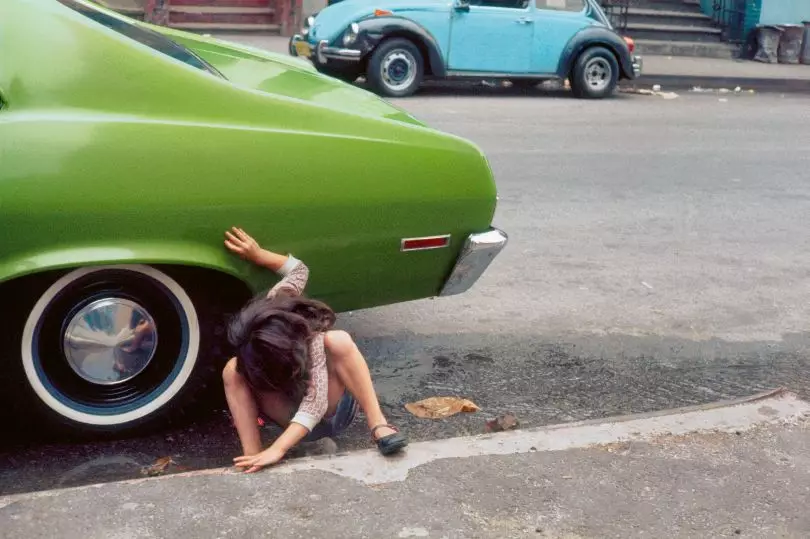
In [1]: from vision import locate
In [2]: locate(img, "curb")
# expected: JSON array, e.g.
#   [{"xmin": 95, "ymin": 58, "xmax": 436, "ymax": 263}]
[{"xmin": 625, "ymin": 73, "xmax": 810, "ymax": 94}]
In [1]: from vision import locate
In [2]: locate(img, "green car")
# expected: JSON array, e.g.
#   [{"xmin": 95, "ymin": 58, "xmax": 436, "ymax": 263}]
[{"xmin": 0, "ymin": 0, "xmax": 506, "ymax": 435}]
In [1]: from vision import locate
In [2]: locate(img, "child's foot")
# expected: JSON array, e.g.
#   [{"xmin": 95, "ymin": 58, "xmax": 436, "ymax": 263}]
[{"xmin": 371, "ymin": 424, "xmax": 408, "ymax": 456}]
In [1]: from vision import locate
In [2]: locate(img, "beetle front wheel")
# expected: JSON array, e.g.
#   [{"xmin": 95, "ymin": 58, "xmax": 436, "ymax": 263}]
[{"xmin": 367, "ymin": 38, "xmax": 424, "ymax": 98}]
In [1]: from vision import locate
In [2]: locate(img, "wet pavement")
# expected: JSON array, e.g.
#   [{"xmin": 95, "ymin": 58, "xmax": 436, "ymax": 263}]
[{"xmin": 3, "ymin": 91, "xmax": 810, "ymax": 496}]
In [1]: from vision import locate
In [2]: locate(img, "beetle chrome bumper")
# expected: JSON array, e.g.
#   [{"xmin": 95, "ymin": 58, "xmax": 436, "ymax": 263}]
[
  {"xmin": 632, "ymin": 55, "xmax": 643, "ymax": 78},
  {"xmin": 289, "ymin": 35, "xmax": 363, "ymax": 63},
  {"xmin": 440, "ymin": 228, "xmax": 508, "ymax": 297}
]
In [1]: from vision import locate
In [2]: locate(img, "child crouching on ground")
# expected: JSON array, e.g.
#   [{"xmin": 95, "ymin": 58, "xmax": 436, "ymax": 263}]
[{"xmin": 221, "ymin": 227, "xmax": 407, "ymax": 472}]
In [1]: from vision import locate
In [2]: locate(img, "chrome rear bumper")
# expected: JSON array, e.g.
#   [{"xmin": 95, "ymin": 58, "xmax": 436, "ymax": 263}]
[
  {"xmin": 440, "ymin": 228, "xmax": 508, "ymax": 297},
  {"xmin": 632, "ymin": 55, "xmax": 643, "ymax": 78}
]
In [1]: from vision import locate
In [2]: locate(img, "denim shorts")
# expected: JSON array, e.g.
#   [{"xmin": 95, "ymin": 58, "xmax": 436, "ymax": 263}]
[
  {"xmin": 304, "ymin": 391, "xmax": 359, "ymax": 442},
  {"xmin": 260, "ymin": 391, "xmax": 359, "ymax": 442}
]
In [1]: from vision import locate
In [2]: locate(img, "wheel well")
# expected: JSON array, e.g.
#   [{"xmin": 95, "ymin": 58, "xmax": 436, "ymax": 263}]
[
  {"xmin": 1, "ymin": 265, "xmax": 253, "ymax": 317},
  {"xmin": 568, "ymin": 43, "xmax": 625, "ymax": 79},
  {"xmin": 366, "ymin": 32, "xmax": 435, "ymax": 76}
]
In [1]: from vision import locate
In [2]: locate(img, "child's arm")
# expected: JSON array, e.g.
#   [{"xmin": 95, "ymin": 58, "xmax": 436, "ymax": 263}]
[
  {"xmin": 233, "ymin": 335, "xmax": 329, "ymax": 473},
  {"xmin": 224, "ymin": 227, "xmax": 309, "ymax": 298}
]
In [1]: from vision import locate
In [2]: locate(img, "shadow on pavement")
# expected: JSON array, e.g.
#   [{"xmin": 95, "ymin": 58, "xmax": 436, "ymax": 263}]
[{"xmin": 2, "ymin": 329, "xmax": 809, "ymax": 496}]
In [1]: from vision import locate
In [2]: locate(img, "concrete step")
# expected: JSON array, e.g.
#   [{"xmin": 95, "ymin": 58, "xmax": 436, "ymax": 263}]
[
  {"xmin": 626, "ymin": 8, "xmax": 716, "ymax": 28},
  {"xmin": 625, "ymin": 0, "xmax": 705, "ymax": 13},
  {"xmin": 169, "ymin": 0, "xmax": 272, "ymax": 6},
  {"xmin": 169, "ymin": 12, "xmax": 275, "ymax": 25},
  {"xmin": 168, "ymin": 3, "xmax": 276, "ymax": 27},
  {"xmin": 168, "ymin": 22, "xmax": 281, "ymax": 32},
  {"xmin": 635, "ymin": 39, "xmax": 741, "ymax": 59},
  {"xmin": 626, "ymin": 23, "xmax": 724, "ymax": 42},
  {"xmin": 169, "ymin": 6, "xmax": 275, "ymax": 14}
]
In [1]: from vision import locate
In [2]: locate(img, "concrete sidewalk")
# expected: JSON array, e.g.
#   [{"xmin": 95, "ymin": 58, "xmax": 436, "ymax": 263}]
[
  {"xmin": 3, "ymin": 390, "xmax": 809, "ymax": 538},
  {"xmin": 633, "ymin": 55, "xmax": 810, "ymax": 94},
  {"xmin": 213, "ymin": 34, "xmax": 809, "ymax": 94}
]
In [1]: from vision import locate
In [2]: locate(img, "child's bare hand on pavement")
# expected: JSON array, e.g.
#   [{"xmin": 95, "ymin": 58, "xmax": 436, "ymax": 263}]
[
  {"xmin": 224, "ymin": 227, "xmax": 263, "ymax": 264},
  {"xmin": 233, "ymin": 446, "xmax": 286, "ymax": 473}
]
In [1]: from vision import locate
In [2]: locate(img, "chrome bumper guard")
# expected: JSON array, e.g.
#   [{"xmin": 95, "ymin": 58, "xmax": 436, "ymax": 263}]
[
  {"xmin": 289, "ymin": 35, "xmax": 362, "ymax": 63},
  {"xmin": 316, "ymin": 40, "xmax": 362, "ymax": 63},
  {"xmin": 440, "ymin": 227, "xmax": 508, "ymax": 297},
  {"xmin": 632, "ymin": 55, "xmax": 643, "ymax": 78}
]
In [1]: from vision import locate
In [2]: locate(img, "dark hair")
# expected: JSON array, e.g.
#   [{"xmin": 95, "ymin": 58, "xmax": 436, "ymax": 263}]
[{"xmin": 227, "ymin": 295, "xmax": 336, "ymax": 402}]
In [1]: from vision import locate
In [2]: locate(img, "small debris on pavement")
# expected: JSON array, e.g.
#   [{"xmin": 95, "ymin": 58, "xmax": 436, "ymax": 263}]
[
  {"xmin": 485, "ymin": 413, "xmax": 520, "ymax": 432},
  {"xmin": 405, "ymin": 396, "xmax": 480, "ymax": 419},
  {"xmin": 641, "ymin": 281, "xmax": 653, "ymax": 289},
  {"xmin": 621, "ymin": 87, "xmax": 678, "ymax": 100},
  {"xmin": 141, "ymin": 456, "xmax": 175, "ymax": 477}
]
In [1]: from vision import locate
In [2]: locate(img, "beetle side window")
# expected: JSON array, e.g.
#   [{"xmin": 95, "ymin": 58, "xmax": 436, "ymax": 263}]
[
  {"xmin": 56, "ymin": 0, "xmax": 223, "ymax": 77},
  {"xmin": 535, "ymin": 0, "xmax": 586, "ymax": 11},
  {"xmin": 470, "ymin": 0, "xmax": 530, "ymax": 8}
]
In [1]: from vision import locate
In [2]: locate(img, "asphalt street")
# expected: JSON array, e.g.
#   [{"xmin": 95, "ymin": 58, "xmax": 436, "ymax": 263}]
[{"xmin": 2, "ymin": 89, "xmax": 810, "ymax": 496}]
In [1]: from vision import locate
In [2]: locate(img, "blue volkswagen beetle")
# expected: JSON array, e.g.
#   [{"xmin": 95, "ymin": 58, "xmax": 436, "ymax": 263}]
[{"xmin": 290, "ymin": 0, "xmax": 642, "ymax": 98}]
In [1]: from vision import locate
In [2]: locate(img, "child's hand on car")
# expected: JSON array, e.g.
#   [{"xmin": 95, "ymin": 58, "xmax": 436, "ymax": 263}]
[{"xmin": 224, "ymin": 227, "xmax": 263, "ymax": 264}]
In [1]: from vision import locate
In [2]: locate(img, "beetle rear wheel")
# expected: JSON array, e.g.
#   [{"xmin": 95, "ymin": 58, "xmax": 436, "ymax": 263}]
[
  {"xmin": 4, "ymin": 265, "xmax": 230, "ymax": 437},
  {"xmin": 570, "ymin": 46, "xmax": 619, "ymax": 99},
  {"xmin": 366, "ymin": 38, "xmax": 424, "ymax": 98}
]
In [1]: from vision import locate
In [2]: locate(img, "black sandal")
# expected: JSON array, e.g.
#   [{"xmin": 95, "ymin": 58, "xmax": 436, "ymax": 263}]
[{"xmin": 371, "ymin": 424, "xmax": 408, "ymax": 456}]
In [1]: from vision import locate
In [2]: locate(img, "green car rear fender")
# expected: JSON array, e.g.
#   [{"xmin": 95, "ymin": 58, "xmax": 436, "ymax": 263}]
[{"xmin": 0, "ymin": 0, "xmax": 497, "ymax": 312}]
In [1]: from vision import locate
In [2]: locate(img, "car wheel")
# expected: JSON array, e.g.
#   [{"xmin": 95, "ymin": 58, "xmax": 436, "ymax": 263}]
[
  {"xmin": 366, "ymin": 38, "xmax": 424, "ymax": 98},
  {"xmin": 4, "ymin": 265, "xmax": 229, "ymax": 437},
  {"xmin": 570, "ymin": 46, "xmax": 619, "ymax": 99}
]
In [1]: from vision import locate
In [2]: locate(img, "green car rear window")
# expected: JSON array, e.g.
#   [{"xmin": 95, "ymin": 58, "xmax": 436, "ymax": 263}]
[{"xmin": 57, "ymin": 0, "xmax": 222, "ymax": 77}]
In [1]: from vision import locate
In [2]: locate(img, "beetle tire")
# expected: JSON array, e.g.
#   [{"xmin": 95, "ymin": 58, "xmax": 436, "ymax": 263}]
[
  {"xmin": 366, "ymin": 38, "xmax": 424, "ymax": 98},
  {"xmin": 570, "ymin": 46, "xmax": 619, "ymax": 99},
  {"xmin": 1, "ymin": 266, "xmax": 231, "ymax": 439}
]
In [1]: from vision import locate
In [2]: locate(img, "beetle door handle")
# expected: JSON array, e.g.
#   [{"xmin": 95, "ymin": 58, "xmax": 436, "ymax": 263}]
[{"xmin": 516, "ymin": 17, "xmax": 532, "ymax": 24}]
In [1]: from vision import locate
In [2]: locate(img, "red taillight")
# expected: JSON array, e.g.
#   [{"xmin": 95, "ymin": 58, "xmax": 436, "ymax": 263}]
[
  {"xmin": 623, "ymin": 36, "xmax": 635, "ymax": 53},
  {"xmin": 401, "ymin": 235, "xmax": 451, "ymax": 251},
  {"xmin": 374, "ymin": 9, "xmax": 393, "ymax": 16}
]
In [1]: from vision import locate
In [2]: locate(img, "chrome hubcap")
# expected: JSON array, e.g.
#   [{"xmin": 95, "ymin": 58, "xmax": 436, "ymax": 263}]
[
  {"xmin": 63, "ymin": 298, "xmax": 158, "ymax": 385},
  {"xmin": 382, "ymin": 50, "xmax": 416, "ymax": 91},
  {"xmin": 584, "ymin": 57, "xmax": 611, "ymax": 92}
]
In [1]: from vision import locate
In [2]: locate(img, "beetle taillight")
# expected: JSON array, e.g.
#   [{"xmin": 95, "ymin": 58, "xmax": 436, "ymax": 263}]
[
  {"xmin": 623, "ymin": 36, "xmax": 635, "ymax": 53},
  {"xmin": 374, "ymin": 9, "xmax": 393, "ymax": 16}
]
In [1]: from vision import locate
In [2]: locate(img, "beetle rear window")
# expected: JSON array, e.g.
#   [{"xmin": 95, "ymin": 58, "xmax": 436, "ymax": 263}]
[{"xmin": 57, "ymin": 0, "xmax": 223, "ymax": 77}]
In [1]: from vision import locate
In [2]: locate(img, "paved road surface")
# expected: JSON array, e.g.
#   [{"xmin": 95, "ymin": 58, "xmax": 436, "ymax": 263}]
[{"xmin": 2, "ymin": 90, "xmax": 810, "ymax": 495}]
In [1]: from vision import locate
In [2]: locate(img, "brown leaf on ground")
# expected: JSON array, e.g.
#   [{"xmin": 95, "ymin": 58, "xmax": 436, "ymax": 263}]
[
  {"xmin": 405, "ymin": 397, "xmax": 480, "ymax": 419},
  {"xmin": 141, "ymin": 456, "xmax": 174, "ymax": 477},
  {"xmin": 485, "ymin": 413, "xmax": 520, "ymax": 433}
]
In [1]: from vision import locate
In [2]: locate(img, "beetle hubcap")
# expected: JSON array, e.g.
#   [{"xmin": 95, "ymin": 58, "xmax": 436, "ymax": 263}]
[
  {"xmin": 382, "ymin": 50, "xmax": 416, "ymax": 91},
  {"xmin": 584, "ymin": 58, "xmax": 611, "ymax": 92},
  {"xmin": 63, "ymin": 298, "xmax": 158, "ymax": 385}
]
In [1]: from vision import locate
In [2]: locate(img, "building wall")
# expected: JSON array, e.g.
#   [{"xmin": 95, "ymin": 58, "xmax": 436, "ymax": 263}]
[{"xmin": 758, "ymin": 0, "xmax": 810, "ymax": 25}]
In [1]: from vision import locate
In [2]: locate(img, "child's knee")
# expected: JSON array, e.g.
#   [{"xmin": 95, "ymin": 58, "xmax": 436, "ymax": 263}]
[
  {"xmin": 222, "ymin": 357, "xmax": 242, "ymax": 387},
  {"xmin": 325, "ymin": 330, "xmax": 356, "ymax": 357}
]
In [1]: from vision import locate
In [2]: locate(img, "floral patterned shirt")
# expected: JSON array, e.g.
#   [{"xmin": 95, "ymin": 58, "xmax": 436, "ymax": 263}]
[{"xmin": 266, "ymin": 256, "xmax": 329, "ymax": 432}]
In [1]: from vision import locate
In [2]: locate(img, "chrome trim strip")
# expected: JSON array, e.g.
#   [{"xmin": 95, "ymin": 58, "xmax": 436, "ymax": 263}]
[
  {"xmin": 446, "ymin": 70, "xmax": 559, "ymax": 79},
  {"xmin": 400, "ymin": 234, "xmax": 452, "ymax": 252},
  {"xmin": 440, "ymin": 228, "xmax": 508, "ymax": 296}
]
